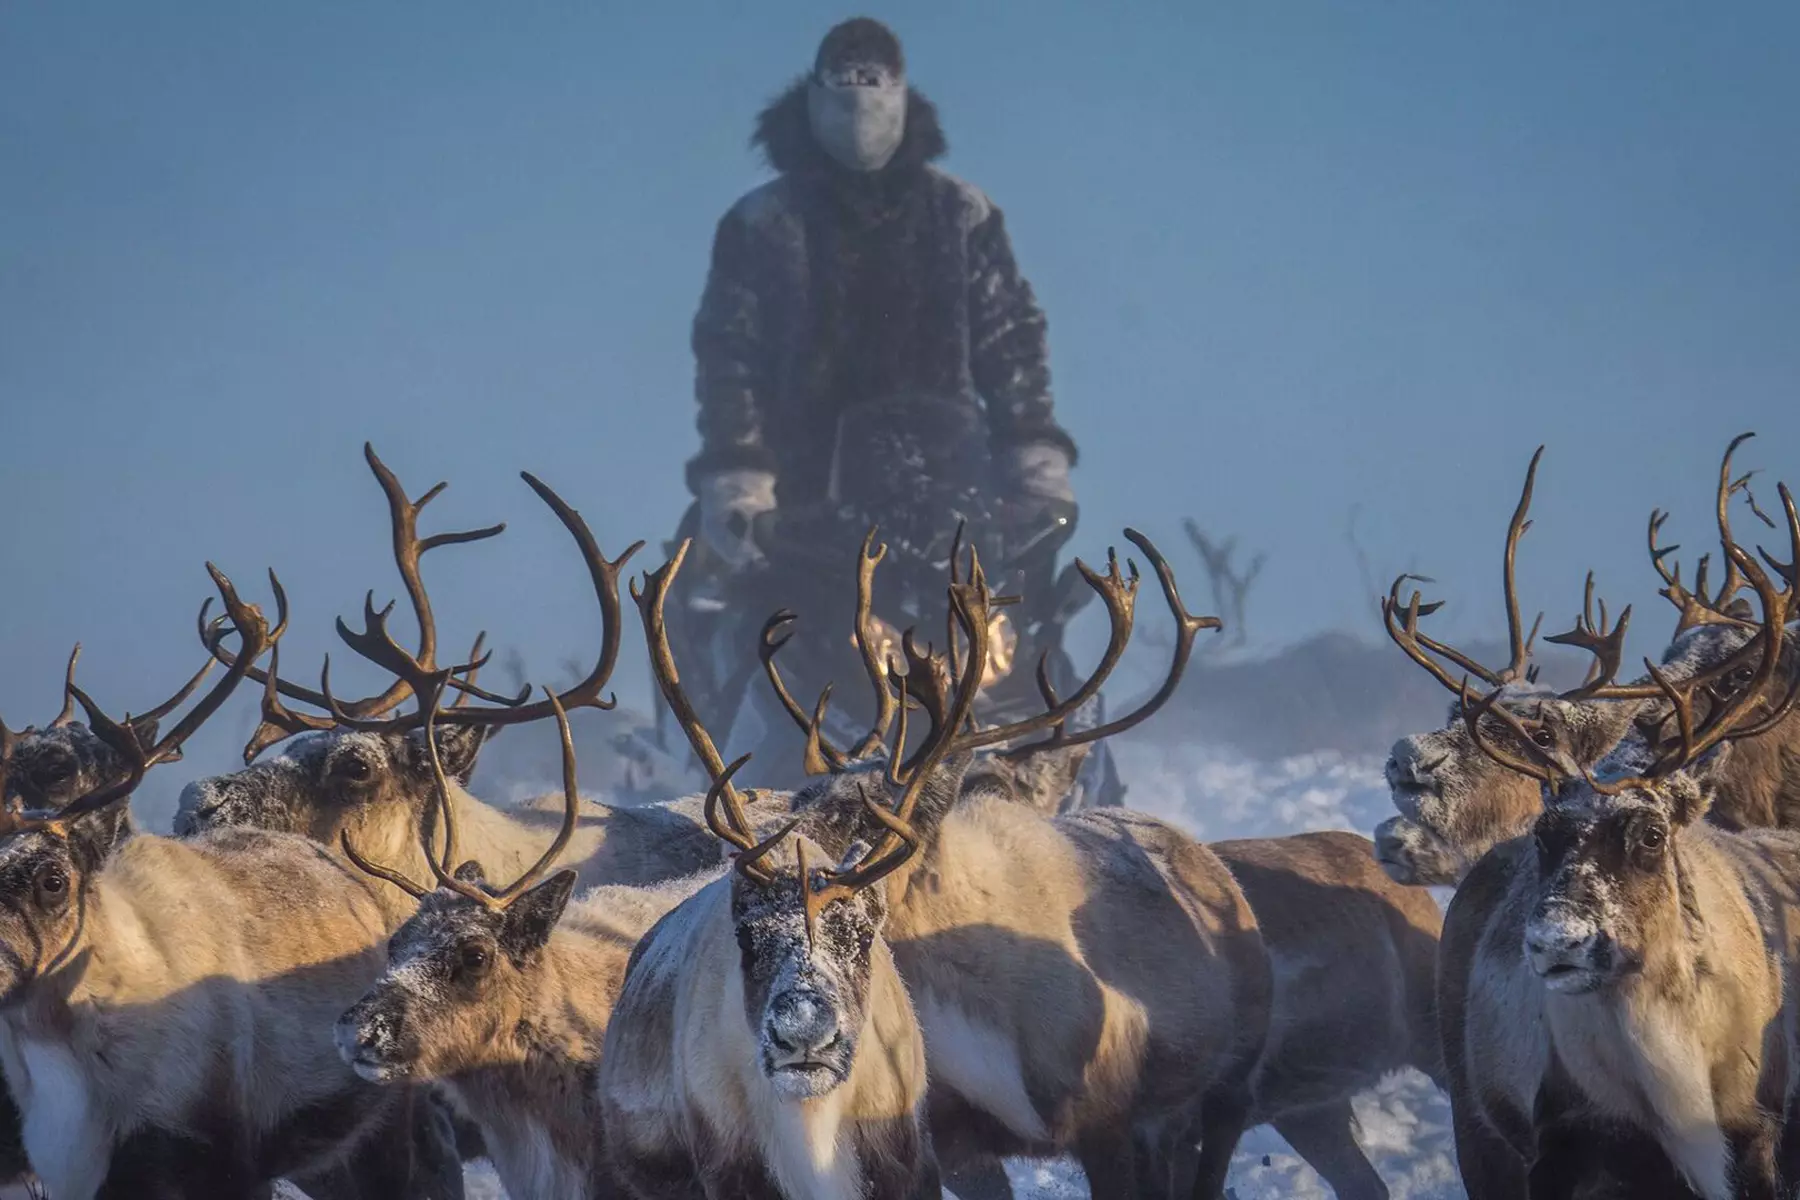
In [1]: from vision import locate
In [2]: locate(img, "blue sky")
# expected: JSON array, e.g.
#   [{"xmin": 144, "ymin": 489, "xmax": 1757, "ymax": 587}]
[{"xmin": 3, "ymin": 2, "xmax": 1796, "ymax": 816}]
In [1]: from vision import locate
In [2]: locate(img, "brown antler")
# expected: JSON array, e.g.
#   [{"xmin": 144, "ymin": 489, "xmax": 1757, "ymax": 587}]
[
  {"xmin": 998, "ymin": 531, "xmax": 1218, "ymax": 758},
  {"xmin": 759, "ymin": 530, "xmax": 901, "ymax": 774},
  {"xmin": 796, "ymin": 561, "xmax": 992, "ymax": 940},
  {"xmin": 762, "ymin": 529, "xmax": 1213, "ymax": 768},
  {"xmin": 49, "ymin": 645, "xmax": 82, "ymax": 728},
  {"xmin": 342, "ymin": 678, "xmax": 587, "ymax": 908},
  {"xmin": 316, "ymin": 470, "xmax": 639, "ymax": 735},
  {"xmin": 0, "ymin": 565, "xmax": 278, "ymax": 836},
  {"xmin": 1648, "ymin": 433, "xmax": 1765, "ymax": 634},
  {"xmin": 1466, "ymin": 462, "xmax": 1800, "ymax": 793},
  {"xmin": 960, "ymin": 530, "xmax": 1215, "ymax": 757},
  {"xmin": 1601, "ymin": 475, "xmax": 1800, "ymax": 787},
  {"xmin": 1540, "ymin": 573, "xmax": 1667, "ymax": 702},
  {"xmin": 204, "ymin": 444, "xmax": 511, "ymax": 756},
  {"xmin": 636, "ymin": 542, "xmax": 794, "ymax": 884},
  {"xmin": 1381, "ymin": 448, "xmax": 1546, "ymax": 695}
]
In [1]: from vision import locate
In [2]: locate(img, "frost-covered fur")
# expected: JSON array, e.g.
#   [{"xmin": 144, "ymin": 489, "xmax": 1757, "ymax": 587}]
[
  {"xmin": 176, "ymin": 727, "xmax": 795, "ymax": 892},
  {"xmin": 337, "ymin": 868, "xmax": 714, "ymax": 1199},
  {"xmin": 1377, "ymin": 686, "xmax": 1642, "ymax": 888},
  {"xmin": 1442, "ymin": 754, "xmax": 1800, "ymax": 1198},
  {"xmin": 599, "ymin": 834, "xmax": 937, "ymax": 1200},
  {"xmin": 0, "ymin": 825, "xmax": 414, "ymax": 1199},
  {"xmin": 687, "ymin": 74, "xmax": 1075, "ymax": 501},
  {"xmin": 2, "ymin": 723, "xmax": 148, "ymax": 832},
  {"xmin": 1378, "ymin": 622, "xmax": 1800, "ymax": 887}
]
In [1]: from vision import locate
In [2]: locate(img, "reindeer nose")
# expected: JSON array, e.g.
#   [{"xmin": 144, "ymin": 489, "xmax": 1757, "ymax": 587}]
[
  {"xmin": 335, "ymin": 1003, "xmax": 398, "ymax": 1064},
  {"xmin": 174, "ymin": 779, "xmax": 224, "ymax": 834},
  {"xmin": 768, "ymin": 991, "xmax": 838, "ymax": 1056},
  {"xmin": 1525, "ymin": 911, "xmax": 1607, "ymax": 979},
  {"xmin": 1387, "ymin": 743, "xmax": 1446, "ymax": 785}
]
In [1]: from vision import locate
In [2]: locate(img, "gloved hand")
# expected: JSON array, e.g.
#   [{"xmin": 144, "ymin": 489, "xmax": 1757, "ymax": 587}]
[
  {"xmin": 697, "ymin": 469, "xmax": 778, "ymax": 569},
  {"xmin": 1003, "ymin": 442, "xmax": 1075, "ymax": 505}
]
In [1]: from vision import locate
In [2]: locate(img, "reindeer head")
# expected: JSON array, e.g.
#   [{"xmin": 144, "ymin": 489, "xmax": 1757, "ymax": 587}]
[
  {"xmin": 641, "ymin": 523, "xmax": 1211, "ymax": 1099},
  {"xmin": 0, "ymin": 568, "xmax": 275, "ymax": 1000},
  {"xmin": 724, "ymin": 829, "xmax": 887, "ymax": 1098},
  {"xmin": 336, "ymin": 684, "xmax": 585, "ymax": 1085},
  {"xmin": 175, "ymin": 725, "xmax": 489, "ymax": 840},
  {"xmin": 1465, "ymin": 440, "xmax": 1800, "ymax": 994},
  {"xmin": 5, "ymin": 642, "xmax": 217, "ymax": 818},
  {"xmin": 1380, "ymin": 448, "xmax": 1679, "ymax": 885},
  {"xmin": 1380, "ymin": 689, "xmax": 1639, "ymax": 885},
  {"xmin": 177, "ymin": 444, "xmax": 638, "ymax": 866}
]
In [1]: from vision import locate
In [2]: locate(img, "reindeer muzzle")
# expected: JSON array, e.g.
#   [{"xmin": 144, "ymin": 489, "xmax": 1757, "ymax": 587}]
[{"xmin": 1525, "ymin": 909, "xmax": 1617, "ymax": 994}]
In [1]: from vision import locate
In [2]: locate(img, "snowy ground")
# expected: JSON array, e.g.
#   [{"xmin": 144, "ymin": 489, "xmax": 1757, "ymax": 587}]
[{"xmin": 272, "ymin": 740, "xmax": 1465, "ymax": 1200}]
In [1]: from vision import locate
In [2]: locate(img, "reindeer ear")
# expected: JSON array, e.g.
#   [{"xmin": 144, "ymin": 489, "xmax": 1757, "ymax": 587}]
[
  {"xmin": 499, "ymin": 869, "xmax": 577, "ymax": 959},
  {"xmin": 66, "ymin": 805, "xmax": 132, "ymax": 874},
  {"xmin": 403, "ymin": 725, "xmax": 493, "ymax": 786},
  {"xmin": 911, "ymin": 761, "xmax": 969, "ymax": 841},
  {"xmin": 453, "ymin": 860, "xmax": 486, "ymax": 885},
  {"xmin": 130, "ymin": 719, "xmax": 160, "ymax": 752},
  {"xmin": 1668, "ymin": 746, "xmax": 1733, "ymax": 827}
]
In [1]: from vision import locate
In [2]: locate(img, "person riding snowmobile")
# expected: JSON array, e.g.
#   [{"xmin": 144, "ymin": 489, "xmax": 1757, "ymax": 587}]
[{"xmin": 671, "ymin": 18, "xmax": 1110, "ymax": 797}]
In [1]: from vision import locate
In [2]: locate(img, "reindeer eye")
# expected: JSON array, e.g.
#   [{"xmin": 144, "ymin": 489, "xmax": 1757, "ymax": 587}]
[
  {"xmin": 456, "ymin": 943, "xmax": 491, "ymax": 978},
  {"xmin": 1531, "ymin": 729, "xmax": 1554, "ymax": 749},
  {"xmin": 35, "ymin": 864, "xmax": 68, "ymax": 904},
  {"xmin": 334, "ymin": 758, "xmax": 373, "ymax": 783},
  {"xmin": 1639, "ymin": 825, "xmax": 1666, "ymax": 852}
]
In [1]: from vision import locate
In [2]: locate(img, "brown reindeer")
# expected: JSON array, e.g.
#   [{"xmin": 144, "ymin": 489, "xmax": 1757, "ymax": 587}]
[
  {"xmin": 0, "ymin": 642, "xmax": 221, "ymax": 1191},
  {"xmin": 0, "ymin": 604, "xmax": 462, "ymax": 1200},
  {"xmin": 335, "ymin": 679, "xmax": 708, "ymax": 1199},
  {"xmin": 177, "ymin": 443, "xmax": 792, "ymax": 890},
  {"xmin": 0, "ymin": 569, "xmax": 447, "ymax": 1200},
  {"xmin": 598, "ymin": 540, "xmax": 946, "ymax": 1200},
  {"xmin": 797, "ymin": 537, "xmax": 1443, "ymax": 1200},
  {"xmin": 1434, "ymin": 452, "xmax": 1800, "ymax": 1199},
  {"xmin": 747, "ymin": 529, "xmax": 1273, "ymax": 1199}
]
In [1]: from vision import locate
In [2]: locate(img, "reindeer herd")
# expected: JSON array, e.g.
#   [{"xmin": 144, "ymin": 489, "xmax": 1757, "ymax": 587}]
[{"xmin": 0, "ymin": 433, "xmax": 1796, "ymax": 1200}]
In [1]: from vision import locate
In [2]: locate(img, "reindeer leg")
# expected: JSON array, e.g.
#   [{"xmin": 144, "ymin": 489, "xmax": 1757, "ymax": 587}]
[
  {"xmin": 943, "ymin": 1156, "xmax": 1014, "ymax": 1200},
  {"xmin": 1270, "ymin": 1101, "xmax": 1387, "ymax": 1200},
  {"xmin": 1451, "ymin": 1098, "xmax": 1527, "ymax": 1200},
  {"xmin": 1187, "ymin": 1087, "xmax": 1251, "ymax": 1200},
  {"xmin": 1529, "ymin": 1119, "xmax": 1701, "ymax": 1200},
  {"xmin": 1726, "ymin": 1118, "xmax": 1780, "ymax": 1200},
  {"xmin": 1076, "ymin": 1127, "xmax": 1139, "ymax": 1200}
]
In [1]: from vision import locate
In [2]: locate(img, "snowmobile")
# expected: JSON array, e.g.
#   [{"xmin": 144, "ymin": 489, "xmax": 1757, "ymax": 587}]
[{"xmin": 656, "ymin": 395, "xmax": 1127, "ymax": 807}]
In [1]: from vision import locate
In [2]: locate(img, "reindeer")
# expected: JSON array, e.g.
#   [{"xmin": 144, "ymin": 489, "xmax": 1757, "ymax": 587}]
[
  {"xmin": 0, "ymin": 644, "xmax": 211, "ymax": 1192},
  {"xmin": 0, "ymin": 569, "xmax": 461, "ymax": 1200},
  {"xmin": 740, "ymin": 530, "xmax": 1277, "ymax": 1199},
  {"xmin": 779, "ymin": 535, "xmax": 1442, "ymax": 1200},
  {"xmin": 1375, "ymin": 439, "xmax": 1800, "ymax": 888},
  {"xmin": 2, "ymin": 643, "xmax": 215, "ymax": 818},
  {"xmin": 598, "ymin": 540, "xmax": 959, "ymax": 1200},
  {"xmin": 177, "ymin": 443, "xmax": 793, "ymax": 891},
  {"xmin": 1429, "ymin": 450, "xmax": 1800, "ymax": 1199},
  {"xmin": 332, "ymin": 676, "xmax": 709, "ymax": 1199}
]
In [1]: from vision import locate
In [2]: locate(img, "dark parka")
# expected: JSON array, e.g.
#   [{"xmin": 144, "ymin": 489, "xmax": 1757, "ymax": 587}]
[{"xmin": 686, "ymin": 78, "xmax": 1077, "ymax": 503}]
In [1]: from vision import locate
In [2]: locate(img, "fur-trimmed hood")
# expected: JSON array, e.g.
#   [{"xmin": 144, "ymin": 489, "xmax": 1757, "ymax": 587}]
[{"xmin": 753, "ymin": 76, "xmax": 948, "ymax": 175}]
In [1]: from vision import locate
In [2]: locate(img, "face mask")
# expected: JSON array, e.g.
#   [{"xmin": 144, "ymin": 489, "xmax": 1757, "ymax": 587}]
[{"xmin": 807, "ymin": 79, "xmax": 906, "ymax": 171}]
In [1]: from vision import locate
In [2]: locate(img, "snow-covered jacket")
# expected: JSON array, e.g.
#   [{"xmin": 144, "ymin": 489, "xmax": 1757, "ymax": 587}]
[{"xmin": 686, "ymin": 77, "xmax": 1077, "ymax": 501}]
